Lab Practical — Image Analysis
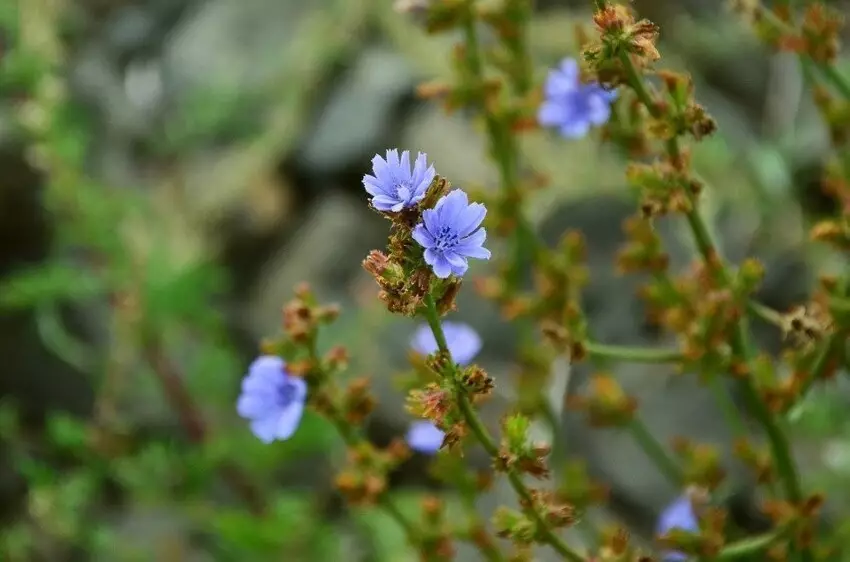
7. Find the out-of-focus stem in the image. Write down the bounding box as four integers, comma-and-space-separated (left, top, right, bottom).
715, 526, 789, 559
627, 418, 683, 486
458, 0, 540, 290
585, 341, 683, 363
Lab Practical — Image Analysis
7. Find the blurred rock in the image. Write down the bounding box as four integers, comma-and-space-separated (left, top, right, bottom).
297, 47, 417, 177
400, 105, 498, 189
242, 191, 388, 337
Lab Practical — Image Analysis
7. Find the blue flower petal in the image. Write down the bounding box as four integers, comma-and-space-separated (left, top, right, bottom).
406, 421, 445, 454
413, 188, 490, 279
538, 57, 616, 139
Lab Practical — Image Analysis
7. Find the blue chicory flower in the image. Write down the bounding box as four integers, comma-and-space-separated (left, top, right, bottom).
363, 149, 436, 212
406, 420, 445, 454
537, 57, 617, 139
410, 321, 482, 365
412, 189, 491, 278
657, 494, 699, 562
237, 355, 307, 444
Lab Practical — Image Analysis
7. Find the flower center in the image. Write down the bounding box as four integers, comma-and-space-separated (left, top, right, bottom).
433, 225, 459, 251
276, 380, 297, 407
394, 181, 413, 202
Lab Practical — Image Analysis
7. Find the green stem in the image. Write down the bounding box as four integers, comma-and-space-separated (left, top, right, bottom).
585, 341, 683, 363
327, 406, 419, 541
707, 377, 748, 439
423, 295, 586, 562
615, 46, 807, 552
618, 51, 656, 111
818, 63, 850, 100
684, 205, 804, 505
627, 418, 683, 486
747, 301, 785, 328
715, 527, 788, 560
459, 0, 539, 291
460, 0, 565, 472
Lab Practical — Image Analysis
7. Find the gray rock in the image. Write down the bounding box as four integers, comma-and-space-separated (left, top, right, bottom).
161, 0, 328, 101
298, 48, 418, 174
242, 191, 388, 337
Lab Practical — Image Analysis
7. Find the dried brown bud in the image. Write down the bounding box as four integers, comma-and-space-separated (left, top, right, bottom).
460, 365, 495, 398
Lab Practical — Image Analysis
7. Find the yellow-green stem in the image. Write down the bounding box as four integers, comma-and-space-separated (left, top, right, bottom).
627, 418, 683, 486
585, 341, 683, 363
715, 526, 790, 560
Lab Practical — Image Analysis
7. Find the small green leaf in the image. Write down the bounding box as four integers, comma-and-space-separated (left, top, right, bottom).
0, 264, 105, 309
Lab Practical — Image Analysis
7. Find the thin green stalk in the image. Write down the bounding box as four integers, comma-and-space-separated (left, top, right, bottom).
747, 300, 785, 328
627, 418, 683, 486
585, 341, 683, 363
707, 377, 749, 439
614, 46, 807, 552
818, 63, 850, 100
328, 414, 419, 539
458, 0, 540, 290
459, 0, 564, 463
758, 6, 850, 101
423, 295, 586, 562
683, 204, 804, 504
715, 526, 789, 560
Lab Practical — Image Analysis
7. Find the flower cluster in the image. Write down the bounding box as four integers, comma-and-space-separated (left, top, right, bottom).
359, 149, 492, 316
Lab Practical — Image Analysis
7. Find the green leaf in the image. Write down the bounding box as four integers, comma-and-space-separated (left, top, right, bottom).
45, 413, 89, 452
0, 264, 105, 309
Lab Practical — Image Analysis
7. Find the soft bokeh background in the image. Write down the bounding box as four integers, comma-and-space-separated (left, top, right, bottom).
2, 0, 850, 560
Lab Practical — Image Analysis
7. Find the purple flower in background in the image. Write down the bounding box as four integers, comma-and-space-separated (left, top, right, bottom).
363, 149, 436, 212
406, 421, 445, 454
537, 58, 617, 139
657, 495, 699, 562
412, 189, 491, 278
411, 321, 482, 365
237, 356, 307, 444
